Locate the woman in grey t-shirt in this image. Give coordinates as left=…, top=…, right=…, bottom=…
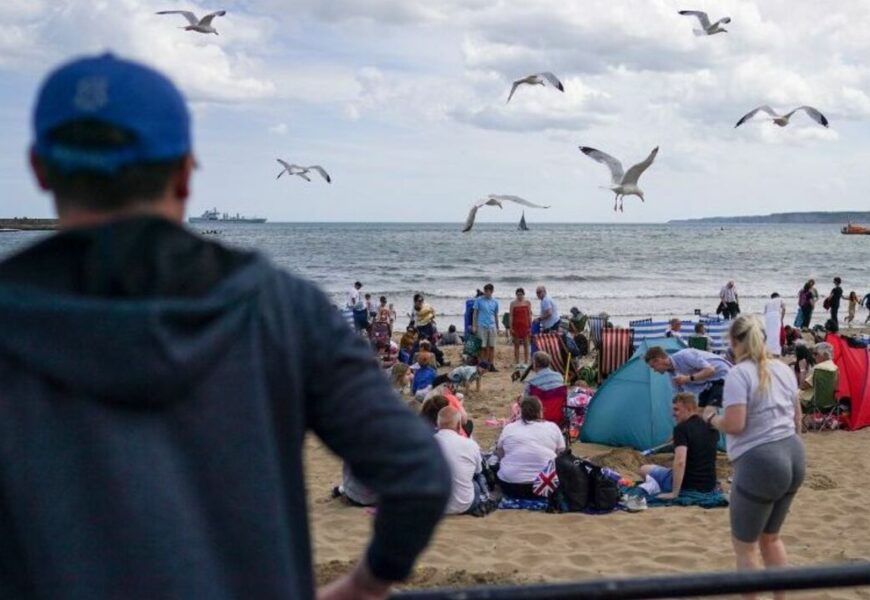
left=704, top=315, right=805, bottom=593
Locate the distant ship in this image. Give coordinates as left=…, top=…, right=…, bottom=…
left=518, top=211, right=529, bottom=231
left=188, top=208, right=266, bottom=224
left=841, top=222, right=870, bottom=235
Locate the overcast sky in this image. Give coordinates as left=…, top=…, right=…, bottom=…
left=1, top=0, right=869, bottom=223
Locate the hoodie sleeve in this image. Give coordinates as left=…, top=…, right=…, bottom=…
left=291, top=277, right=450, bottom=582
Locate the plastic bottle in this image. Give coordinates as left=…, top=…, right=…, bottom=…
left=600, top=467, right=622, bottom=482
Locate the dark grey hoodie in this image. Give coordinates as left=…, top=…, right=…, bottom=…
left=0, top=217, right=450, bottom=599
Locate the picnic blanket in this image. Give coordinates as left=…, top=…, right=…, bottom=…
left=625, top=487, right=728, bottom=509
left=497, top=498, right=549, bottom=511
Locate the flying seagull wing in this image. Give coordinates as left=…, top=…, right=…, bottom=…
left=506, top=80, right=522, bottom=103
left=489, top=194, right=550, bottom=209
left=539, top=72, right=565, bottom=92
left=156, top=10, right=199, bottom=26
left=462, top=205, right=480, bottom=232
left=786, top=106, right=829, bottom=127
left=276, top=158, right=292, bottom=179
left=579, top=146, right=624, bottom=185
left=623, top=146, right=659, bottom=186
left=678, top=10, right=711, bottom=29
left=735, top=105, right=778, bottom=128
left=199, top=10, right=227, bottom=26
left=308, top=165, right=332, bottom=183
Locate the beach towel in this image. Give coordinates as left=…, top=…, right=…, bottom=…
left=497, top=497, right=549, bottom=511
left=625, top=487, right=728, bottom=509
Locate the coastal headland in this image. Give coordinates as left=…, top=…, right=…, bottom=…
left=0, top=217, right=58, bottom=231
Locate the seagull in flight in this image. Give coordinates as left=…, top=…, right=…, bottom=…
left=156, top=10, right=227, bottom=34
left=578, top=146, right=659, bottom=212
left=462, top=194, right=550, bottom=232
left=734, top=105, right=829, bottom=128
left=276, top=160, right=332, bottom=183
left=678, top=10, right=731, bottom=36
left=507, top=72, right=565, bottom=103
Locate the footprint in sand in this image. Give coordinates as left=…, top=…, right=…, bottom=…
left=805, top=473, right=838, bottom=490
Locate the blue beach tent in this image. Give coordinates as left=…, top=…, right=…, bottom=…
left=580, top=337, right=685, bottom=451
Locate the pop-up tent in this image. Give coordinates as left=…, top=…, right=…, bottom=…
left=828, top=334, right=870, bottom=431
left=580, top=337, right=685, bottom=450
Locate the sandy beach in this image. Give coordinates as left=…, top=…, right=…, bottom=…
left=307, top=335, right=870, bottom=599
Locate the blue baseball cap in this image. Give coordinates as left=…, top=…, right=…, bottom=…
left=32, top=53, right=191, bottom=174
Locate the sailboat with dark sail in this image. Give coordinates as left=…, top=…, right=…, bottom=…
left=518, top=211, right=529, bottom=231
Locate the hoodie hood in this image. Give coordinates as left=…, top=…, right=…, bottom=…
left=0, top=217, right=272, bottom=404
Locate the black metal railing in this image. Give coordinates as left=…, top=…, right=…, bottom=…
left=395, top=562, right=870, bottom=599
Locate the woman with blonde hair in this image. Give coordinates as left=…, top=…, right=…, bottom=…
left=389, top=363, right=412, bottom=396
left=704, top=315, right=804, bottom=600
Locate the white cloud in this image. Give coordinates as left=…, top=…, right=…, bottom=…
left=268, top=122, right=288, bottom=134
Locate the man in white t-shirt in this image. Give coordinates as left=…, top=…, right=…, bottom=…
left=434, top=407, right=483, bottom=515
left=347, top=281, right=363, bottom=309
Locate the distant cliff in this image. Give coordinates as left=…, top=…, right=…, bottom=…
left=668, top=211, right=870, bottom=224
left=0, top=218, right=58, bottom=230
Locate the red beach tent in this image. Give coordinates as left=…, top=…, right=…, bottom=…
left=827, top=334, right=870, bottom=431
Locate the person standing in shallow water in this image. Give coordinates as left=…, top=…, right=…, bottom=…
left=0, top=53, right=449, bottom=599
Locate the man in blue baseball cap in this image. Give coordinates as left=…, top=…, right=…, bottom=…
left=0, top=53, right=449, bottom=599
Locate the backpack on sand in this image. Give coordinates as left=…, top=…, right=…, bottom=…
left=550, top=449, right=590, bottom=512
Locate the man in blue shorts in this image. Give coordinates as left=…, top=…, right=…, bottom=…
left=639, top=393, right=719, bottom=499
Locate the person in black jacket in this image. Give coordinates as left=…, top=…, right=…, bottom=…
left=0, top=53, right=450, bottom=600
left=829, top=276, right=844, bottom=327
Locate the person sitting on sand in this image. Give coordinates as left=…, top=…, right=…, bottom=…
left=645, top=346, right=732, bottom=408
left=413, top=340, right=437, bottom=369
left=332, top=464, right=378, bottom=507
left=390, top=363, right=413, bottom=396
left=426, top=375, right=472, bottom=437
left=665, top=318, right=684, bottom=341
left=798, top=342, right=838, bottom=406
left=638, top=392, right=719, bottom=499
left=448, top=361, right=490, bottom=394
left=434, top=407, right=484, bottom=515
left=412, top=362, right=438, bottom=398
left=523, top=352, right=564, bottom=395
left=496, top=396, right=566, bottom=500
left=419, top=395, right=450, bottom=430
left=440, top=324, right=461, bottom=345
left=691, top=322, right=713, bottom=350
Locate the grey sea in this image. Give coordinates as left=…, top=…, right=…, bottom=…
left=1, top=222, right=867, bottom=328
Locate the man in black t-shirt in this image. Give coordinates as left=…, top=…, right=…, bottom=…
left=639, top=392, right=719, bottom=498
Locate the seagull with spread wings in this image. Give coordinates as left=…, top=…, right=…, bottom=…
left=506, top=72, right=565, bottom=103
left=578, top=146, right=659, bottom=212
left=678, top=10, right=731, bottom=35
left=276, top=160, right=332, bottom=183
left=462, top=194, right=550, bottom=232
left=734, top=105, right=829, bottom=128
left=156, top=10, right=227, bottom=34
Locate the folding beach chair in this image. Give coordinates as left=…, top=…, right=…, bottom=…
left=802, top=368, right=841, bottom=431
left=528, top=384, right=569, bottom=429
left=531, top=332, right=577, bottom=383
left=587, top=315, right=610, bottom=350
left=687, top=335, right=710, bottom=351
left=598, top=327, right=634, bottom=383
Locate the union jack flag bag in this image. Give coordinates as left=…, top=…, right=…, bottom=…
left=532, top=459, right=560, bottom=497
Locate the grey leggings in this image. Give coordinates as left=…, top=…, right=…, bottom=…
left=730, top=435, right=806, bottom=543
